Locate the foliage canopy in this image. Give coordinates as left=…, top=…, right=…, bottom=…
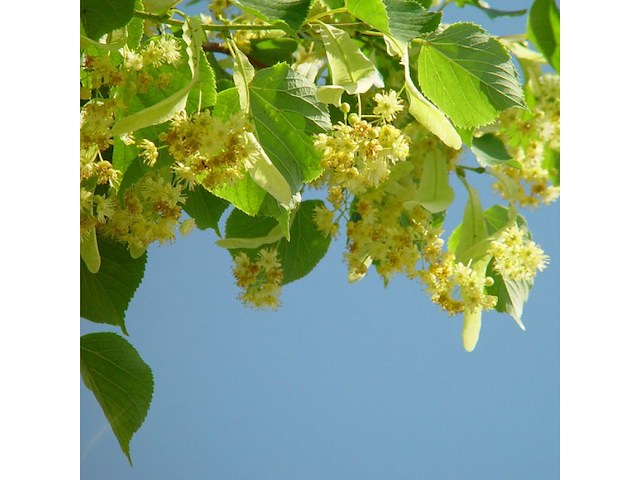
left=80, top=0, right=560, bottom=462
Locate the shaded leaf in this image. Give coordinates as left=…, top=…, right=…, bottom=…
left=222, top=200, right=332, bottom=285
left=250, top=37, right=299, bottom=66
left=182, top=185, right=230, bottom=235
left=81, top=0, right=135, bottom=40
left=471, top=133, right=521, bottom=169
left=486, top=262, right=530, bottom=330
left=80, top=237, right=147, bottom=333
left=527, top=0, right=560, bottom=72
left=80, top=333, right=154, bottom=464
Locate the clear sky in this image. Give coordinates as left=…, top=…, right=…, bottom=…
left=80, top=1, right=560, bottom=478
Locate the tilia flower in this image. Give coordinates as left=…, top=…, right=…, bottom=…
left=488, top=224, right=549, bottom=283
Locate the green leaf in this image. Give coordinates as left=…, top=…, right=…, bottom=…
left=235, top=0, right=312, bottom=33
left=250, top=64, right=331, bottom=188
left=186, top=49, right=217, bottom=112
left=127, top=0, right=145, bottom=48
left=389, top=36, right=461, bottom=149
left=527, top=0, right=560, bottom=73
left=345, top=0, right=389, bottom=34
left=278, top=200, right=332, bottom=284
left=384, top=0, right=441, bottom=43
left=486, top=262, right=530, bottom=331
left=80, top=237, right=147, bottom=333
left=450, top=185, right=488, bottom=264
left=81, top=0, right=135, bottom=40
left=346, top=0, right=441, bottom=43
left=483, top=204, right=524, bottom=234
left=111, top=136, right=139, bottom=182
left=214, top=174, right=267, bottom=217
left=404, top=150, right=454, bottom=213
left=80, top=332, right=154, bottom=464
left=471, top=133, right=521, bottom=169
left=222, top=200, right=332, bottom=285
left=182, top=185, right=229, bottom=236
left=418, top=22, right=525, bottom=129
left=317, top=22, right=383, bottom=95
left=223, top=207, right=281, bottom=247
left=249, top=37, right=299, bottom=66
left=259, top=195, right=294, bottom=241
left=542, top=146, right=560, bottom=186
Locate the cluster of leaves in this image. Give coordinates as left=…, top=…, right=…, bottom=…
left=80, top=0, right=559, bottom=463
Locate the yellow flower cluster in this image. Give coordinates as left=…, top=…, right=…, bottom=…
left=232, top=248, right=284, bottom=309
left=344, top=190, right=443, bottom=283
left=96, top=174, right=187, bottom=253
left=492, top=73, right=560, bottom=207
left=160, top=111, right=258, bottom=190
left=420, top=254, right=497, bottom=315
left=80, top=99, right=119, bottom=153
left=488, top=224, right=548, bottom=283
left=312, top=204, right=339, bottom=238
left=313, top=118, right=410, bottom=195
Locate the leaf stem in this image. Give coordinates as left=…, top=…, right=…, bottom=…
left=305, top=7, right=348, bottom=25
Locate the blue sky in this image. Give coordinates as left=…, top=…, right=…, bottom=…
left=80, top=1, right=560, bottom=478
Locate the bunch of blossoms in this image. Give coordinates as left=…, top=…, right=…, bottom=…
left=80, top=99, right=121, bottom=241
left=490, top=72, right=560, bottom=207
left=313, top=90, right=410, bottom=198
left=343, top=190, right=445, bottom=283
left=81, top=35, right=183, bottom=95
left=97, top=172, right=192, bottom=254
left=487, top=224, right=548, bottom=283
left=232, top=248, right=284, bottom=309
left=392, top=124, right=497, bottom=314
left=159, top=110, right=258, bottom=191
left=419, top=254, right=498, bottom=315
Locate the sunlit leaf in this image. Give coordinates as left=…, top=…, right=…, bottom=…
left=418, top=23, right=525, bottom=128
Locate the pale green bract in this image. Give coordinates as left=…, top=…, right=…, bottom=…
left=111, top=17, right=205, bottom=135
left=403, top=151, right=454, bottom=213
left=317, top=22, right=383, bottom=95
